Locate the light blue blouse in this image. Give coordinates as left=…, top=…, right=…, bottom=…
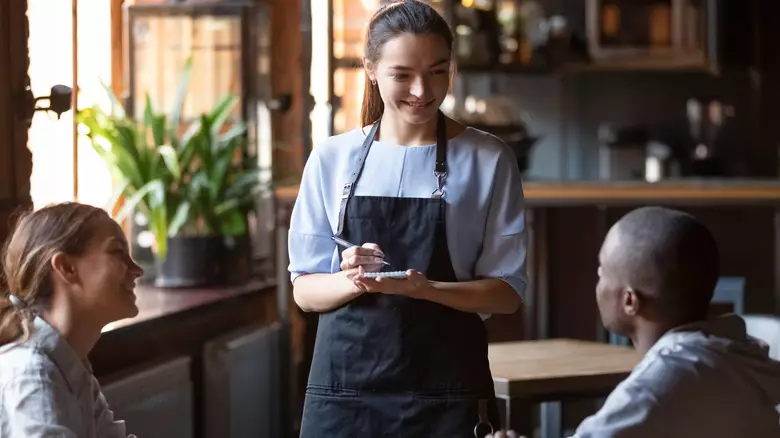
left=0, top=317, right=134, bottom=438
left=287, top=126, right=528, bottom=313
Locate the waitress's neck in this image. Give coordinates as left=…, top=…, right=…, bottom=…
left=377, top=110, right=438, bottom=146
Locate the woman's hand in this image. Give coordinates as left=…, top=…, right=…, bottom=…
left=354, top=269, right=430, bottom=298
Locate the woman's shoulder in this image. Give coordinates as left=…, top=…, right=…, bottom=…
left=450, top=124, right=517, bottom=160
left=0, top=341, right=56, bottom=385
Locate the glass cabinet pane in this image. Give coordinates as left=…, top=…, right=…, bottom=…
left=130, top=14, right=242, bottom=122
left=333, top=0, right=372, bottom=60
left=332, top=0, right=449, bottom=61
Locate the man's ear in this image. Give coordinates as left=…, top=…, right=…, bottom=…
left=51, top=253, right=78, bottom=285
left=622, top=287, right=641, bottom=316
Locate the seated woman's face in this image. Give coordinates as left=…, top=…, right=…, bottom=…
left=69, top=214, right=144, bottom=325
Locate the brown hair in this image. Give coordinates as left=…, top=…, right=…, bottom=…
left=360, top=0, right=454, bottom=127
left=0, top=202, right=105, bottom=346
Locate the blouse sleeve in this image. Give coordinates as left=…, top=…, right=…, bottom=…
left=91, top=377, right=136, bottom=438
left=473, top=147, right=528, bottom=298
left=287, top=149, right=337, bottom=283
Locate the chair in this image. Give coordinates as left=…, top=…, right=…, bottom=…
left=711, top=276, right=745, bottom=315
left=743, top=315, right=780, bottom=361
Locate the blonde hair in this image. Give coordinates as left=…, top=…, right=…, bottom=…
left=0, top=202, right=105, bottom=346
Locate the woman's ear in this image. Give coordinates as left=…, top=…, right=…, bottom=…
left=51, top=253, right=78, bottom=285
left=363, top=58, right=376, bottom=83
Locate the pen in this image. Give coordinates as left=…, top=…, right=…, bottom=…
left=331, top=236, right=391, bottom=266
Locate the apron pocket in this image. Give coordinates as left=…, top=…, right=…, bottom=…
left=405, top=395, right=493, bottom=438
left=305, top=384, right=359, bottom=398
left=300, top=389, right=366, bottom=438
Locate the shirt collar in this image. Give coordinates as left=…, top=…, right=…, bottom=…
left=28, top=317, right=94, bottom=393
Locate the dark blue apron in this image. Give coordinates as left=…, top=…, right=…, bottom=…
left=300, top=112, right=500, bottom=437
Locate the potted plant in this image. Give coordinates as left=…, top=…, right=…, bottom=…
left=78, top=61, right=262, bottom=288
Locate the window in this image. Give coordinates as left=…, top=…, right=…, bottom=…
left=27, top=0, right=114, bottom=210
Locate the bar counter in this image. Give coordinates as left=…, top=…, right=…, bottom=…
left=275, top=179, right=780, bottom=206
left=276, top=178, right=780, bottom=341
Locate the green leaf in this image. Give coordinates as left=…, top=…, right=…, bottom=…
left=103, top=179, right=130, bottom=213
left=114, top=179, right=165, bottom=224
left=217, top=123, right=246, bottom=148
left=98, top=78, right=126, bottom=118
left=209, top=94, right=238, bottom=139
left=158, top=145, right=182, bottom=180
left=168, top=201, right=191, bottom=236
left=169, top=56, right=194, bottom=131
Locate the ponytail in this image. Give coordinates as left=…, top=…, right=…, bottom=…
left=0, top=295, right=34, bottom=347
left=360, top=75, right=384, bottom=127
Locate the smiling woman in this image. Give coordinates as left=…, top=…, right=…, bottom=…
left=0, top=202, right=143, bottom=437
left=289, top=1, right=527, bottom=437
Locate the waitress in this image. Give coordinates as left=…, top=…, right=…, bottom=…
left=288, top=1, right=527, bottom=436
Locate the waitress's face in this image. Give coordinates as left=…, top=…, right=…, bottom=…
left=367, top=32, right=451, bottom=126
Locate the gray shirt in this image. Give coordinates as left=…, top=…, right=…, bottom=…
left=0, top=317, right=134, bottom=438
left=573, top=315, right=780, bottom=437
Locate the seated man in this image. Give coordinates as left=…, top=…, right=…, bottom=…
left=490, top=206, right=780, bottom=438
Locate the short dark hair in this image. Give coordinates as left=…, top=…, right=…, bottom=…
left=360, top=0, right=454, bottom=126
left=615, top=206, right=720, bottom=322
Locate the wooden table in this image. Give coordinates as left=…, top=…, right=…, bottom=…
left=489, top=339, right=642, bottom=438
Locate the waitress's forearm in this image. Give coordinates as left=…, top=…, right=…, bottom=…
left=293, top=272, right=363, bottom=312
left=417, top=279, right=521, bottom=314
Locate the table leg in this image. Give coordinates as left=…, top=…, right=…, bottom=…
left=540, top=401, right=563, bottom=438
left=499, top=396, right=533, bottom=437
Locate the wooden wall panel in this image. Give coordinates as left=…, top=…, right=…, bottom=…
left=541, top=205, right=777, bottom=341
left=0, top=0, right=33, bottom=245
left=270, top=0, right=304, bottom=180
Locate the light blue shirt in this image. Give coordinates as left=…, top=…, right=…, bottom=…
left=0, top=317, right=134, bottom=438
left=287, top=126, right=528, bottom=314
left=572, top=315, right=780, bottom=438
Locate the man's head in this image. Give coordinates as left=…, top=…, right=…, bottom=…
left=596, top=206, right=720, bottom=339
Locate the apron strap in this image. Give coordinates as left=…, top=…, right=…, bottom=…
left=336, top=121, right=380, bottom=237
left=432, top=111, right=448, bottom=199
left=335, top=111, right=448, bottom=236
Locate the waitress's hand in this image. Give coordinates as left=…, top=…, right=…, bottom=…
left=340, top=243, right=385, bottom=291
left=340, top=243, right=385, bottom=273
left=354, top=269, right=429, bottom=298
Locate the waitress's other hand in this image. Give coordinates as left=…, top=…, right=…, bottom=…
left=340, top=243, right=385, bottom=273
left=354, top=269, right=428, bottom=297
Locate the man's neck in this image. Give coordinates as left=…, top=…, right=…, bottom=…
left=377, top=111, right=438, bottom=146
left=631, top=321, right=680, bottom=356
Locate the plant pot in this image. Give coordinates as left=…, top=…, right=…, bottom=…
left=154, top=235, right=254, bottom=288
left=214, top=234, right=253, bottom=286
left=154, top=236, right=223, bottom=288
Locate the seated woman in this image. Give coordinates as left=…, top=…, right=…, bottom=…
left=0, top=202, right=143, bottom=437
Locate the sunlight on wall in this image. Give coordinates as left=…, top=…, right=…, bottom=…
left=309, top=0, right=331, bottom=147
left=28, top=0, right=113, bottom=210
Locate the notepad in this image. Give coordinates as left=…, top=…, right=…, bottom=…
left=362, top=271, right=409, bottom=279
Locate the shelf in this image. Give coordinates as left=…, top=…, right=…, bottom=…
left=332, top=57, right=714, bottom=76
